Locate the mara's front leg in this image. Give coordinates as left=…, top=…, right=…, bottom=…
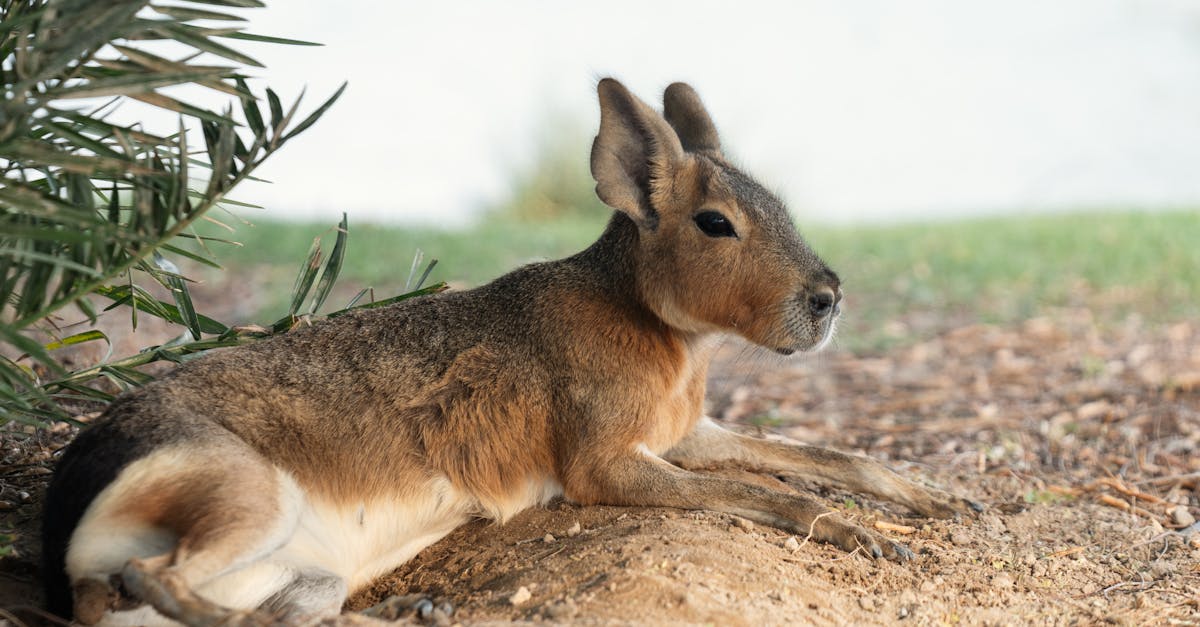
left=664, top=417, right=983, bottom=518
left=563, top=447, right=914, bottom=562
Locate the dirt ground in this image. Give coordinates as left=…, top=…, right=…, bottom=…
left=2, top=307, right=1199, bottom=625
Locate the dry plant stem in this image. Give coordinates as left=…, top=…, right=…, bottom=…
left=1045, top=546, right=1085, bottom=559
left=796, top=511, right=837, bottom=553
left=1046, top=484, right=1081, bottom=497
left=1095, top=494, right=1169, bottom=525
left=1093, top=477, right=1166, bottom=504
left=873, top=520, right=917, bottom=535
left=1136, top=472, right=1200, bottom=486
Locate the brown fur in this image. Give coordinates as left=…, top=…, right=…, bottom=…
left=44, top=78, right=980, bottom=627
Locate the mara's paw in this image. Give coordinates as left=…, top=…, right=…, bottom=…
left=817, top=517, right=915, bottom=563
left=906, top=485, right=985, bottom=520
left=361, top=594, right=454, bottom=625
left=72, top=577, right=121, bottom=625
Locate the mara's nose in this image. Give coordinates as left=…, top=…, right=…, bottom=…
left=808, top=287, right=842, bottom=318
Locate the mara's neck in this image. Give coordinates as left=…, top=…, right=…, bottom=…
left=567, top=212, right=720, bottom=371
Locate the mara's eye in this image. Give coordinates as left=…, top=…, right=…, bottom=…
left=693, top=210, right=737, bottom=238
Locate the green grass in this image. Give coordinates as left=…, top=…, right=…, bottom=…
left=807, top=209, right=1200, bottom=347
left=191, top=209, right=1199, bottom=350
left=198, top=214, right=606, bottom=287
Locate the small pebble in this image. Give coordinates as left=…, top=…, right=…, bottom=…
left=546, top=598, right=578, bottom=619
left=429, top=608, right=451, bottom=626
left=566, top=521, right=582, bottom=537
left=1148, top=559, right=1175, bottom=579
left=992, top=573, right=1014, bottom=589
left=784, top=536, right=800, bottom=552
left=508, top=586, right=532, bottom=606
left=950, top=531, right=971, bottom=546
left=733, top=516, right=754, bottom=531
left=857, top=596, right=876, bottom=611
left=543, top=533, right=556, bottom=543
left=1170, top=506, right=1195, bottom=527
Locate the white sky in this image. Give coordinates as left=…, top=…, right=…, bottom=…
left=138, top=0, right=1200, bottom=226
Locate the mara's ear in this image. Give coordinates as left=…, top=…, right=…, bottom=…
left=590, top=78, right=685, bottom=229
left=663, top=82, right=721, bottom=154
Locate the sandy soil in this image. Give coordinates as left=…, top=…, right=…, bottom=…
left=2, top=310, right=1198, bottom=625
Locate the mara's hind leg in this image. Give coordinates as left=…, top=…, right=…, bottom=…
left=121, top=562, right=347, bottom=626
left=66, top=443, right=319, bottom=625
left=259, top=568, right=348, bottom=622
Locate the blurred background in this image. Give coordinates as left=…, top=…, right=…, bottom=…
left=83, top=0, right=1200, bottom=348
left=201, top=0, right=1200, bottom=226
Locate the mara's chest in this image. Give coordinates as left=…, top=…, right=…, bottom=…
left=638, top=350, right=711, bottom=456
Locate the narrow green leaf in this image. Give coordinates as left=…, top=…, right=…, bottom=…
left=180, top=0, right=266, bottom=8
left=51, top=381, right=115, bottom=402
left=38, top=119, right=127, bottom=160
left=308, top=214, right=347, bottom=314
left=160, top=242, right=223, bottom=269
left=44, top=69, right=232, bottom=100
left=100, top=364, right=154, bottom=387
left=2, top=140, right=158, bottom=176
left=282, top=81, right=347, bottom=142
left=128, top=92, right=237, bottom=125
left=266, top=88, right=283, bottom=127
left=414, top=258, right=438, bottom=290
left=151, top=5, right=248, bottom=21
left=95, top=285, right=228, bottom=334
left=235, top=77, right=265, bottom=136
left=345, top=287, right=372, bottom=308
left=0, top=247, right=103, bottom=277
left=327, top=283, right=449, bottom=317
left=45, top=108, right=171, bottom=146
left=151, top=253, right=201, bottom=339
left=44, top=330, right=109, bottom=351
left=218, top=32, right=321, bottom=46
left=160, top=23, right=263, bottom=67
left=173, top=232, right=243, bottom=245
left=75, top=297, right=99, bottom=325
left=289, top=237, right=322, bottom=316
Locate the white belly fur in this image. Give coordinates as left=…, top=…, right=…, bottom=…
left=280, top=474, right=475, bottom=592
left=214, top=472, right=563, bottom=598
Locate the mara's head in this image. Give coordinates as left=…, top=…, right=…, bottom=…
left=590, top=78, right=841, bottom=354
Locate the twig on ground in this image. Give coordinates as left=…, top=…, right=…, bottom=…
left=796, top=511, right=836, bottom=553
left=873, top=520, right=917, bottom=535
left=1134, top=472, right=1200, bottom=487
left=1098, top=580, right=1154, bottom=597
left=1091, top=477, right=1166, bottom=505
left=1095, top=494, right=1168, bottom=525
left=1045, top=546, right=1085, bottom=559
left=1046, top=485, right=1081, bottom=497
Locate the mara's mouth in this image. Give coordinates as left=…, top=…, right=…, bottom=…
left=773, top=310, right=839, bottom=356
